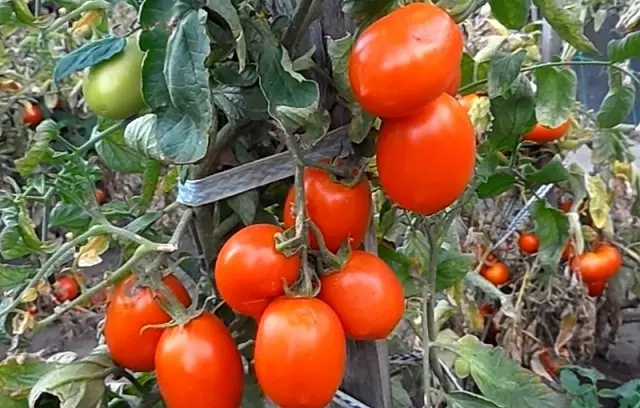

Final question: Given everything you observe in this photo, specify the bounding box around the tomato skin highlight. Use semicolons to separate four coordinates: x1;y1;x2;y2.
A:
518;233;540;254
155;313;244;408
318;251;404;340
21;102;43;127
481;262;510;286
348;3;463;118
376;93;476;215
53;275;80;302
214;224;300;320
104;274;191;372
255;297;346;408
522;121;570;143
283;168;371;253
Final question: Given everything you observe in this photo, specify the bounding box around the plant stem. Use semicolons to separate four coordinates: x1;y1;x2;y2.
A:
285;134;351;178
282;0;322;52
74;120;125;156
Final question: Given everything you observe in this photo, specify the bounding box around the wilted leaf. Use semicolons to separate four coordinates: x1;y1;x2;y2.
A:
0;354;52;402
554;306;577;354
534;66;577;128
69;10;103;37
53;36;125;82
532;200;570;268
15;120;57;177
74;235;110;267
454;358;471;379
0;264;37;292
531;0;598;54
327;34;354;102
530;349;557;383
608;31;640;63
477;170;517;198
487;50;527;98
586;175;610;229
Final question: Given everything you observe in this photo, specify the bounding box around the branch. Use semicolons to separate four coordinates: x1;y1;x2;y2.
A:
74;120;125;156
282;0;322;52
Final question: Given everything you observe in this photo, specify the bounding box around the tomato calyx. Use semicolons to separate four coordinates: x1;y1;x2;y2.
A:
308;220;348;273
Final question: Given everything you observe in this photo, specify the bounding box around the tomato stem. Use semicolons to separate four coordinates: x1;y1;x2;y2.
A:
74;120;125;156
308;220;345;271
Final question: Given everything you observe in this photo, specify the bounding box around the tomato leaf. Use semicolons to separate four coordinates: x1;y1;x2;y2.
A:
227;190;259;225
454;335;566;408
94;118;149;174
534;66;577;128
490;0;527;29
50;203;91;234
15;120;57;177
436;249;473;292
342;0;400;29
592;127;635;167
476;170;517;198
488;78;536;151
460;53;489;94
205;0;247;71
487;50;526;98
0;354;52;405
327;34;355;102
391;377;413;408
608;31;640;63
531;0;598;54
586;175;610;229
53;36;125;82
0;264;37;292
211;66;268;124
531;199;570;269
446;391;502;408
124;212;163;234
596;70;636;129
437;0;488;23
523;155;568;188
379;243;421;298
124;114;163;161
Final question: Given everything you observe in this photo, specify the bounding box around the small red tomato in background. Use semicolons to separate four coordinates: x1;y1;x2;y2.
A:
558;198;573;213
21;101;43;127
518;232;540;254
53;275;80;302
481;262;510;286
95;188;106;204
561;242;576;262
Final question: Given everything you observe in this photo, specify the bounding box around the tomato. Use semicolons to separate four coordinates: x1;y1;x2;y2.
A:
518;232;540;254
376;93;476;215
95;188;106;204
539;348;560;375
571;243;621;283
83;36;146;119
444;68;461;96
561;242;575;262
522;120;570;143
155;313;243;408
481;262;510;286
21;101;43;127
318;251;404;340
255;297;346;408
214;224;300;320
104;274;191;372
586;280;606;297
594;243;622;277
558;198;573;213
53;275;80;302
283;167;371;253
348;3;463;118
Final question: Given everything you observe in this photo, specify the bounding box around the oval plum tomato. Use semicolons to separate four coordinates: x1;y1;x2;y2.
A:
518;232;540;254
95;188;106;204
53;275;80;302
561;242;576;262
444;69;461;96
586;280;606;297
214;224;300;320
104;274;191;372
155;313;243;408
522;120;570;143
83;36;146;119
481;262;510;286
376;93;476;215
348;3;463;118
594;243;622;279
572;243;622;283
318;251;404;340
21;101;43;127
458;93;481;112
255;297;346;408
282;167;371;253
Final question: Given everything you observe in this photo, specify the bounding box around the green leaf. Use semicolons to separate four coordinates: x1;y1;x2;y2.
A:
523;155;569;188
227;190;258;225
477;170;517;198
0;393;26;408
597;79;636;129
327;34;355;102
124;212;162;234
342;0;400;29
566;163;587;212
531;199;570;268
205;0;247;71
559;369;581;394
0;354;52;404
139;160;162;212
49;203;91;233
607;31;640;63
446;391;502;408
15;120;57;177
0;264;36;292
461;52;489;93
348;106;375;143
455;335;566;408
211;66;268;124
391;377;413;408
490;0;527;29
531;0;598;54
124;114;164;161
535;66;577;128
94;118;148;173
488;78;536;151
53;36;125;82
0;222;32;260
378;243;420;298
436;249;473;292
437;0;489;23
487;50;526;98
592;126;635;167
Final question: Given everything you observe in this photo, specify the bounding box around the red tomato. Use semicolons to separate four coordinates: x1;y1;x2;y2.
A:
572;243;622;283
594;243;622;278
518;232;540;254
376;93;476;215
53;275;80;302
104;274;191;372
444;68;461;96
95;189;106;204
539;348;560;375
561;242;576;262
283;167;371;253
348;3;463;117
255;297;346;408
522;121;570;143
214;224;300;320
155;313;243;408
318;251;404;340
458;93;481;112
586;280;606;297
21;101;43;127
558;198;573;213
481;262;510;286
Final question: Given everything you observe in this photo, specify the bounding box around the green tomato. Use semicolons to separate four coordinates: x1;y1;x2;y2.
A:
83;37;146;120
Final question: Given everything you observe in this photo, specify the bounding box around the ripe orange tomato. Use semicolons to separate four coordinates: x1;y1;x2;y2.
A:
376;93;475;215
283;167;371;253
318;251;404;340
53;275;80;302
21;101;43;127
572;243;621;283
518;232;540;254
155;313;243;408
348;3;463;118
561;242;576;262
595;243;622;277
104;274;191;372
444;69;461;96
214;224;300;320
522;120;570;143
255;297;346;408
481;262;510;286
458;93;481;112
586;280;606;297
95;188;106;204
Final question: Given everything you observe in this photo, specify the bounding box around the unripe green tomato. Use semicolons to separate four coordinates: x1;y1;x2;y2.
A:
82;37;146;119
